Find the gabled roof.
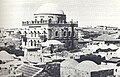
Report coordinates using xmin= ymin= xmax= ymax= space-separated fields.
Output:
xmin=15 ymin=64 xmax=43 ymax=77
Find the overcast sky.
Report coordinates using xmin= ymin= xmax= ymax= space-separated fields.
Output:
xmin=1 ymin=0 xmax=120 ymax=28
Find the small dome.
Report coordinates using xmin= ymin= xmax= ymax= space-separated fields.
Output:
xmin=35 ymin=3 xmax=64 ymax=15
xmin=61 ymin=59 xmax=78 ymax=68
xmin=76 ymin=60 xmax=99 ymax=72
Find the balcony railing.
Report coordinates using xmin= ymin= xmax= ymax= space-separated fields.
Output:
xmin=22 ymin=20 xmax=78 ymax=25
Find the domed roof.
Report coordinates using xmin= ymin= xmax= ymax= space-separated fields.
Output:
xmin=35 ymin=3 xmax=64 ymax=15
xmin=61 ymin=59 xmax=78 ymax=68
xmin=75 ymin=60 xmax=99 ymax=72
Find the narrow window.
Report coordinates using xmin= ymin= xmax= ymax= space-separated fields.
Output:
xmin=34 ymin=31 xmax=36 ymax=37
xmin=48 ymin=19 xmax=52 ymax=23
xmin=55 ymin=31 xmax=58 ymax=36
xmin=34 ymin=40 xmax=36 ymax=46
xmin=64 ymin=31 xmax=66 ymax=36
xmin=31 ymin=40 xmax=33 ymax=46
xmin=40 ymin=19 xmax=43 ymax=23
xmin=68 ymin=31 xmax=71 ymax=36
xmin=31 ymin=31 xmax=33 ymax=37
xmin=38 ymin=31 xmax=40 ymax=37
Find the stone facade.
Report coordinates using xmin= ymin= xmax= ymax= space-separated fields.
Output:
xmin=21 ymin=5 xmax=78 ymax=50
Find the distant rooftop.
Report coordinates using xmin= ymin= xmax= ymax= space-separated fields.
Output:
xmin=15 ymin=64 xmax=43 ymax=77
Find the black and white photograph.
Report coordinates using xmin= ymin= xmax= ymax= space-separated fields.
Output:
xmin=0 ymin=0 xmax=120 ymax=77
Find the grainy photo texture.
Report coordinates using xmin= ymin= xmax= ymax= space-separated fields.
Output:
xmin=0 ymin=0 xmax=120 ymax=77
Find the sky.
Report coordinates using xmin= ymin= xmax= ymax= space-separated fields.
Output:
xmin=1 ymin=0 xmax=120 ymax=28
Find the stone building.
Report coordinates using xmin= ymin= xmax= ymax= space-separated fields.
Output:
xmin=21 ymin=3 xmax=78 ymax=50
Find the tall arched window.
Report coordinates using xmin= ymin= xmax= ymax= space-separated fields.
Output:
xmin=57 ymin=17 xmax=60 ymax=23
xmin=31 ymin=31 xmax=33 ymax=37
xmin=38 ymin=31 xmax=40 ymax=37
xmin=34 ymin=40 xmax=36 ymax=46
xmin=34 ymin=31 xmax=36 ymax=37
xmin=31 ymin=40 xmax=33 ymax=46
xmin=63 ymin=31 xmax=66 ymax=36
xmin=55 ymin=31 xmax=58 ymax=36
xmin=48 ymin=19 xmax=52 ymax=23
xmin=68 ymin=31 xmax=71 ymax=36
xmin=40 ymin=19 xmax=43 ymax=23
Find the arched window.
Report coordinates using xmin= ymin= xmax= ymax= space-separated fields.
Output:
xmin=48 ymin=19 xmax=52 ymax=23
xmin=31 ymin=40 xmax=33 ymax=46
xmin=43 ymin=31 xmax=46 ymax=34
xmin=31 ymin=31 xmax=33 ymax=37
xmin=57 ymin=17 xmax=60 ymax=23
xmin=38 ymin=31 xmax=40 ymax=37
xmin=38 ymin=31 xmax=40 ymax=33
xmin=68 ymin=31 xmax=71 ymax=36
xmin=35 ymin=19 xmax=37 ymax=24
xmin=32 ymin=21 xmax=34 ymax=24
xmin=63 ymin=31 xmax=66 ymax=36
xmin=34 ymin=40 xmax=36 ymax=46
xmin=34 ymin=31 xmax=36 ymax=37
xmin=38 ymin=40 xmax=40 ymax=43
xmin=40 ymin=19 xmax=43 ymax=23
xmin=55 ymin=31 xmax=58 ymax=36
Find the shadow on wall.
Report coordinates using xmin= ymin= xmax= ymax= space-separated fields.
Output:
xmin=75 ymin=54 xmax=103 ymax=65
xmin=0 ymin=46 xmax=24 ymax=56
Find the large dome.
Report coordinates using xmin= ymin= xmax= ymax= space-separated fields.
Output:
xmin=35 ymin=3 xmax=64 ymax=15
xmin=75 ymin=60 xmax=99 ymax=72
xmin=61 ymin=59 xmax=78 ymax=68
